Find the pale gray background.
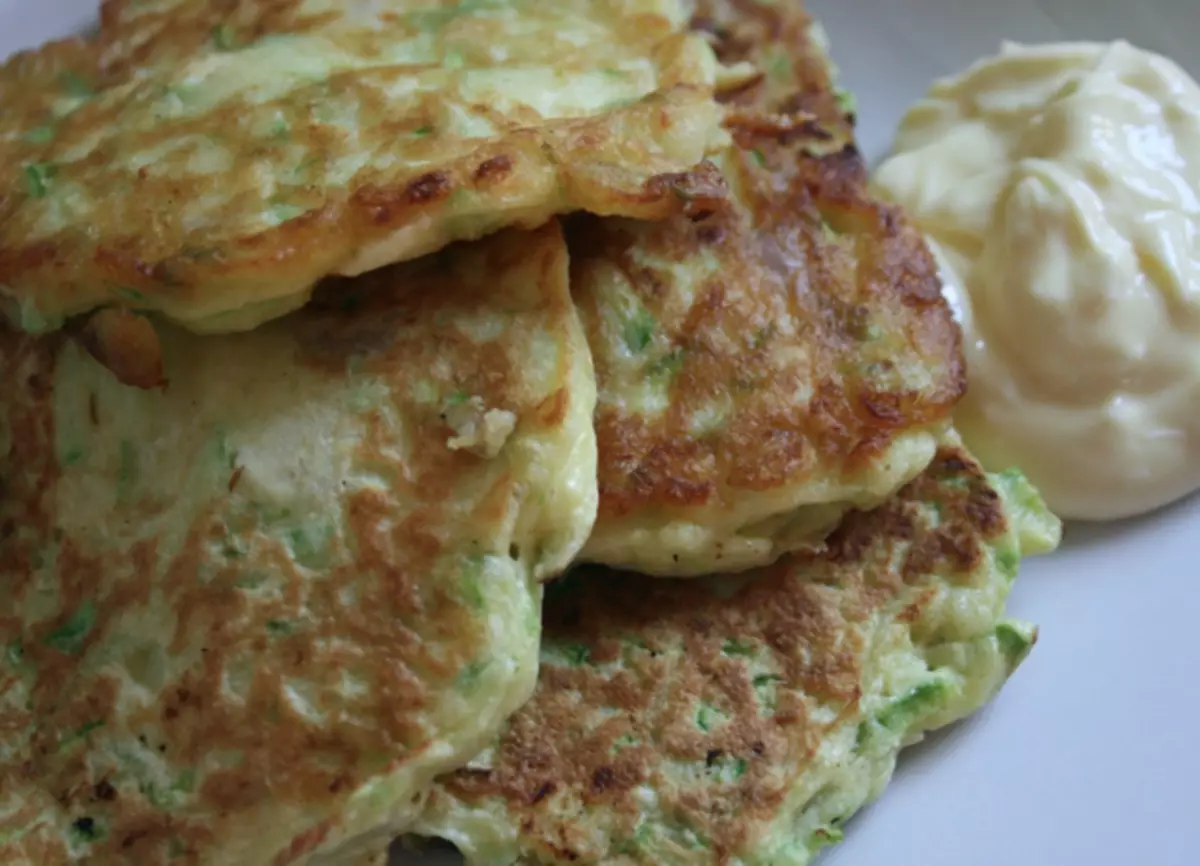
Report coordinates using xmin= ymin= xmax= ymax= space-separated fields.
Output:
xmin=811 ymin=0 xmax=1200 ymax=162
xmin=3 ymin=2 xmax=1198 ymax=865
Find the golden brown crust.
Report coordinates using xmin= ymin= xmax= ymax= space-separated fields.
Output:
xmin=434 ymin=445 xmax=1008 ymax=862
xmin=572 ymin=0 xmax=964 ymax=547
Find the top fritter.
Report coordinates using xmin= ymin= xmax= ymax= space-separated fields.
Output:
xmin=0 ymin=0 xmax=724 ymax=335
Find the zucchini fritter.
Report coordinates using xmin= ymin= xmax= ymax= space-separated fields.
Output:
xmin=574 ymin=0 xmax=964 ymax=575
xmin=412 ymin=441 xmax=1061 ymax=865
xmin=0 ymin=0 xmax=724 ymax=337
xmin=0 ymin=223 xmax=597 ymax=865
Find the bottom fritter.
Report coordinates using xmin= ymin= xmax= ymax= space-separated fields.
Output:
xmin=409 ymin=438 xmax=1060 ymax=865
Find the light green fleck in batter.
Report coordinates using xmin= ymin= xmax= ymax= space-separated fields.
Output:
xmin=18 ymin=299 xmax=61 ymax=333
xmin=211 ymin=24 xmax=238 ymax=51
xmin=23 ymin=124 xmax=55 ymax=144
xmin=460 ymin=555 xmax=487 ymax=610
xmin=174 ymin=769 xmax=197 ymax=793
xmin=289 ymin=157 xmax=320 ymax=184
xmin=722 ymin=639 xmax=756 ymax=657
xmin=765 ymin=49 xmax=791 ymax=80
xmin=412 ymin=0 xmax=495 ymax=32
xmin=268 ymin=202 xmax=308 ymax=225
xmin=994 ymin=469 xmax=1061 ymax=556
xmin=59 ymin=720 xmax=105 ymax=751
xmin=835 ymin=87 xmax=858 ymax=115
xmin=941 ymin=474 xmax=971 ymax=491
xmin=710 ymin=756 xmax=747 ymax=783
xmin=456 ymin=659 xmax=490 ymax=693
xmin=286 ymin=523 xmax=334 ymax=569
xmin=876 ymin=679 xmax=949 ymax=732
xmin=622 ymin=309 xmax=656 ymax=353
xmin=647 ymin=348 xmax=684 ymax=378
xmin=998 ymin=468 xmax=1037 ymax=502
xmin=995 ymin=621 xmax=1035 ymax=668
xmin=448 ymin=187 xmax=474 ymax=208
xmin=74 ymin=720 xmax=105 ymax=739
xmin=854 ymin=720 xmax=871 ymax=752
xmin=58 ymin=71 xmax=92 ymax=99
xmin=750 ymin=325 xmax=775 ymax=349
xmin=696 ymin=703 xmax=721 ymax=732
xmin=139 ymin=781 xmax=175 ymax=809
xmin=752 ymin=674 xmax=782 ymax=709
xmin=561 ymin=644 xmax=590 ymax=666
xmin=820 ymin=217 xmax=842 ymax=239
xmin=220 ymin=532 xmax=245 ymax=559
xmin=24 ymin=163 xmax=56 ymax=198
xmin=995 ymin=541 xmax=1020 ymax=580
xmin=266 ymin=619 xmax=295 ymax=637
xmin=257 ymin=504 xmax=294 ymax=525
xmin=44 ymin=600 xmax=95 ymax=655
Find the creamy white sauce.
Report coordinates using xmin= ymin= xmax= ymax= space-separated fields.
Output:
xmin=874 ymin=40 xmax=1200 ymax=521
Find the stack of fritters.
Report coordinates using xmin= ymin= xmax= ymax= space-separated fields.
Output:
xmin=0 ymin=2 xmax=1060 ymax=865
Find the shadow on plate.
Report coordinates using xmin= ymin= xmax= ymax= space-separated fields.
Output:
xmin=389 ymin=836 xmax=461 ymax=866
xmin=1058 ymin=488 xmax=1199 ymax=550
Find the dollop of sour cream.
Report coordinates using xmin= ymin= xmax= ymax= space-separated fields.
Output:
xmin=873 ymin=40 xmax=1200 ymax=521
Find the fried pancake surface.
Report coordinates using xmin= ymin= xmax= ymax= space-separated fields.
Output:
xmin=572 ymin=0 xmax=964 ymax=575
xmin=411 ymin=441 xmax=1061 ymax=865
xmin=0 ymin=0 xmax=724 ymax=336
xmin=0 ymin=223 xmax=598 ymax=865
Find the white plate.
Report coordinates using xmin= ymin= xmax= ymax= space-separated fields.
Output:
xmin=4 ymin=2 xmax=1198 ymax=865
xmin=809 ymin=3 xmax=1200 ymax=863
